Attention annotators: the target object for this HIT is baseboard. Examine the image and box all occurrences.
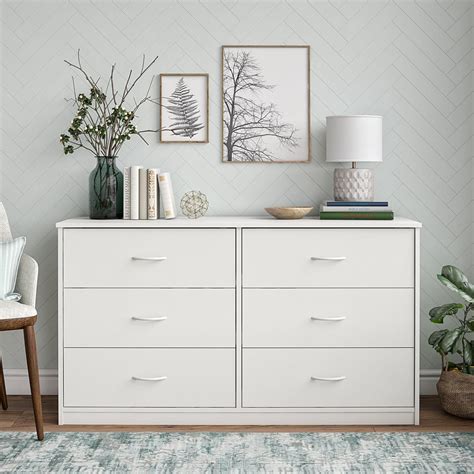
[4,369,58,396]
[420,369,439,395]
[4,369,441,397]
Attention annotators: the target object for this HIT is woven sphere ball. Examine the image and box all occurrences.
[180,191,209,219]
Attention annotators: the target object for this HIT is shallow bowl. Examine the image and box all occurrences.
[265,207,313,220]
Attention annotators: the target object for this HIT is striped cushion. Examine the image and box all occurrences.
[0,236,26,301]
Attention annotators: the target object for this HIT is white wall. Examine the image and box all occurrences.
[0,0,472,374]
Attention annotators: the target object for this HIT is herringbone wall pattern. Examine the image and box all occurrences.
[0,0,472,371]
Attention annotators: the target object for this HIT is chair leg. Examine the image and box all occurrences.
[0,355,7,410]
[23,325,44,441]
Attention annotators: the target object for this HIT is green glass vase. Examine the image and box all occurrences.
[89,156,123,219]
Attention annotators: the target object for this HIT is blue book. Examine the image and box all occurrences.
[325,201,389,207]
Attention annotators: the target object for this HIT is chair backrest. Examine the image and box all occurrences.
[0,203,13,241]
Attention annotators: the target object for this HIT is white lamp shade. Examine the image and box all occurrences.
[326,115,383,163]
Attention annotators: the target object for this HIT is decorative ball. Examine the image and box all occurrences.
[180,191,209,219]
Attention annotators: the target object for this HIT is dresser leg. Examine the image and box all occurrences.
[23,325,44,441]
[0,356,7,410]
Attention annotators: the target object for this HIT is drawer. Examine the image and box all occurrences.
[243,229,414,287]
[243,289,414,347]
[243,348,414,407]
[64,289,235,347]
[63,228,235,287]
[64,348,235,407]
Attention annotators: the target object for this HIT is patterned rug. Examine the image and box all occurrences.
[0,432,472,472]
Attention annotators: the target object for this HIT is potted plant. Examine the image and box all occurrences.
[60,51,159,219]
[428,265,473,418]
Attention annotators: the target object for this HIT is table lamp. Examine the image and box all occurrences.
[326,115,382,201]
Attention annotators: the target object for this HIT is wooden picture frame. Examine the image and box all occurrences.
[222,45,311,163]
[160,73,209,143]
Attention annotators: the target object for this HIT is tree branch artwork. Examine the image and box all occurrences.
[163,78,204,139]
[60,50,160,157]
[223,50,298,162]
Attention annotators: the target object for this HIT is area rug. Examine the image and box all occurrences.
[0,432,472,472]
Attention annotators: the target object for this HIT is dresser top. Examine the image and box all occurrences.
[57,216,421,228]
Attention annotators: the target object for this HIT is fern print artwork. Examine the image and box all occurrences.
[222,46,310,162]
[160,74,208,143]
[166,78,203,138]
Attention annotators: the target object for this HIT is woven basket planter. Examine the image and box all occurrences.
[437,370,474,419]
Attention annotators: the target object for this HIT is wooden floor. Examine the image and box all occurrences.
[0,396,472,433]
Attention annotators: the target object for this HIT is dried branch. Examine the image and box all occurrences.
[119,54,159,105]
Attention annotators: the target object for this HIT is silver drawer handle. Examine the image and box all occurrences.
[131,316,167,322]
[310,316,346,321]
[310,256,346,261]
[311,376,346,382]
[131,256,167,261]
[132,376,167,382]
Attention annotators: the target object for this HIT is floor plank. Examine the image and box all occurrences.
[0,396,472,433]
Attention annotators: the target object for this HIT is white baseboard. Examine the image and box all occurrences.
[420,369,440,395]
[4,369,58,396]
[4,369,441,397]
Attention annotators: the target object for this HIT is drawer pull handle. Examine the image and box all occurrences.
[311,376,346,382]
[310,256,346,261]
[310,316,346,322]
[131,256,167,262]
[132,376,168,382]
[131,316,168,322]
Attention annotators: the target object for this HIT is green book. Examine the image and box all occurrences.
[319,211,394,220]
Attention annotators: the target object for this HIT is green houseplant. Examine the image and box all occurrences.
[60,51,159,219]
[429,265,474,418]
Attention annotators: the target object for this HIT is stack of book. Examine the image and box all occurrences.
[123,166,176,220]
[319,201,393,220]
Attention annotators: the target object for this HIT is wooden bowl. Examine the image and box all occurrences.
[265,207,313,219]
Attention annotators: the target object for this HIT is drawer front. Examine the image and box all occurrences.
[64,229,235,287]
[64,289,235,347]
[64,348,235,407]
[243,229,414,287]
[243,289,414,348]
[243,348,414,407]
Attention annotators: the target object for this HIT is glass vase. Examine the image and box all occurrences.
[89,156,123,219]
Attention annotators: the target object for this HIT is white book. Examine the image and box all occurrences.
[147,168,160,220]
[320,205,392,212]
[139,168,148,220]
[158,172,176,219]
[130,166,142,220]
[123,167,131,220]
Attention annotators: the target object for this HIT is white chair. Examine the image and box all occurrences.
[0,203,43,440]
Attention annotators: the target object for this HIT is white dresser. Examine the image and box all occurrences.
[57,217,421,425]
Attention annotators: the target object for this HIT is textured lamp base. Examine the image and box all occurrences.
[334,168,374,201]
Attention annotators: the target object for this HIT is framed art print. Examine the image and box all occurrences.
[160,73,209,143]
[222,45,310,162]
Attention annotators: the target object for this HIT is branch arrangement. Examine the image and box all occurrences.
[60,51,159,157]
